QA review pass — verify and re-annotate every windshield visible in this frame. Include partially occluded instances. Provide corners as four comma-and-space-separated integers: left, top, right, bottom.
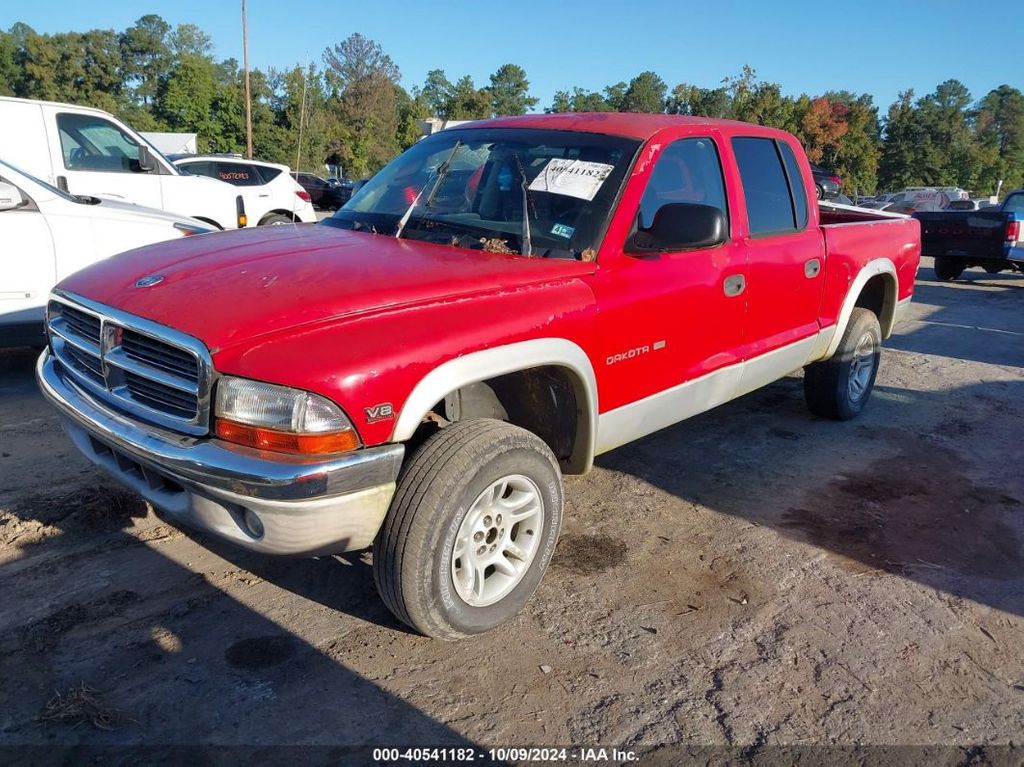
323, 128, 641, 259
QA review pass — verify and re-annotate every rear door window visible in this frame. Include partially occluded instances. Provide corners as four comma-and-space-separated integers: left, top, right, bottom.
777, 142, 808, 228
213, 162, 263, 186
732, 137, 800, 236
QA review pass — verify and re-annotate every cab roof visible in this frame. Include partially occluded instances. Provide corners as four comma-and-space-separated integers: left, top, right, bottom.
448, 112, 788, 141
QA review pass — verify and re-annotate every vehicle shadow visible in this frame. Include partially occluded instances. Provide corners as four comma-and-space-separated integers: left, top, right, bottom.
0, 348, 476, 749
595, 369, 1024, 619
886, 266, 1024, 367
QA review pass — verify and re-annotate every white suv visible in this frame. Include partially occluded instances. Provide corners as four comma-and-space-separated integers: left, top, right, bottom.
173, 156, 317, 225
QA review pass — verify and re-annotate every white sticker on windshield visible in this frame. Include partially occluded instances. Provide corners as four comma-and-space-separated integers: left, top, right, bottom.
528, 159, 614, 201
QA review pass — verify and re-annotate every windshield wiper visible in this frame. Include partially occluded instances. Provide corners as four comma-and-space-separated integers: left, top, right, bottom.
395, 140, 462, 239
513, 154, 534, 257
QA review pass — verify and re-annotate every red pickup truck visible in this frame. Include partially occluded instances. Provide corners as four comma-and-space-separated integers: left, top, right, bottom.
37, 114, 921, 639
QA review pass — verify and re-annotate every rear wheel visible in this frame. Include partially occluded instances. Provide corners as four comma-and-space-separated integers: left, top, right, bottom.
933, 256, 963, 281
804, 308, 881, 421
816, 185, 824, 200
373, 419, 563, 640
259, 213, 294, 226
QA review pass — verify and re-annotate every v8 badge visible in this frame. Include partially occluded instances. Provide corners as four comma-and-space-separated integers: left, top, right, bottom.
364, 402, 394, 423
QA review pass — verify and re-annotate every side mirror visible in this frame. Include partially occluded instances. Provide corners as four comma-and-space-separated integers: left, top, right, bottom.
628, 203, 727, 253
137, 145, 157, 173
0, 182, 25, 211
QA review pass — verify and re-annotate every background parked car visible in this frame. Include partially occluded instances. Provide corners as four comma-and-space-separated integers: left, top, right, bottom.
293, 172, 350, 210
0, 157, 211, 347
174, 156, 316, 225
810, 164, 841, 199
0, 96, 245, 230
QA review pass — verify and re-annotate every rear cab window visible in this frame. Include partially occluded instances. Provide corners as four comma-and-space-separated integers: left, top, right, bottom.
731, 137, 808, 236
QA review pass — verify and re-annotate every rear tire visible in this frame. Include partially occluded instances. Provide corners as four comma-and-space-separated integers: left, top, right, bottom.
804, 308, 881, 421
259, 213, 294, 226
373, 419, 563, 640
933, 257, 963, 281
816, 185, 824, 200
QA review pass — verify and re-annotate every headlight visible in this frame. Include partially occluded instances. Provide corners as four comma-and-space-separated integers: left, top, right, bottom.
174, 222, 212, 237
214, 377, 360, 455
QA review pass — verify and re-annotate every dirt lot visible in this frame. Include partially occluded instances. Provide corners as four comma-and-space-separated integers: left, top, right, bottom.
1, 259, 1022, 759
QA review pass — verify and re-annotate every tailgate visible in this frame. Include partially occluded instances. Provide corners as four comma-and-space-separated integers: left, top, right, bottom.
915, 211, 1011, 259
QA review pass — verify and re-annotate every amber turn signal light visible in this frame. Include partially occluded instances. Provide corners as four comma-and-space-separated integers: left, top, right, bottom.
215, 419, 359, 455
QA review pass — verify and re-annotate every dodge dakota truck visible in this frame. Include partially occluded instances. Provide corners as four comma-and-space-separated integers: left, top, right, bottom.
915, 189, 1024, 280
36, 114, 921, 639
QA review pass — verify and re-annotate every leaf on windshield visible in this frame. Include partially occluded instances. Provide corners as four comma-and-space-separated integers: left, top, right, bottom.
479, 237, 516, 254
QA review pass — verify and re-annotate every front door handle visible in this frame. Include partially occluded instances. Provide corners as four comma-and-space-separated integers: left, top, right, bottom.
723, 274, 746, 297
805, 258, 821, 278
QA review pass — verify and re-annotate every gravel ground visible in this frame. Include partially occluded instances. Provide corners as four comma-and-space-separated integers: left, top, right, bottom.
1, 258, 1022, 761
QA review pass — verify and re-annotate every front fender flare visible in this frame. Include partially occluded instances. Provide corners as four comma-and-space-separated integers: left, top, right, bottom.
391, 338, 599, 473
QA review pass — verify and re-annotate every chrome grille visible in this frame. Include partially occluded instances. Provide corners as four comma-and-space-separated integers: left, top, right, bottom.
122, 329, 199, 379
46, 294, 213, 435
61, 305, 102, 346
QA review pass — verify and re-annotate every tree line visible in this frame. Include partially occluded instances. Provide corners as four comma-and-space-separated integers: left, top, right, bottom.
1, 17, 1021, 193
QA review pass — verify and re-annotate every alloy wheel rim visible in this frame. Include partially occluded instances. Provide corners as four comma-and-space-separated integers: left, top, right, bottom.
451, 475, 545, 607
848, 332, 876, 402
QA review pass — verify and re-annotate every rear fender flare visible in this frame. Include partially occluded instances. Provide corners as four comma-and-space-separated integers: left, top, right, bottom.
818, 257, 897, 361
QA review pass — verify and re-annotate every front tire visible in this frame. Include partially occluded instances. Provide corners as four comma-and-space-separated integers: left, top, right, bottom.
804, 307, 881, 421
933, 256, 963, 281
373, 419, 563, 640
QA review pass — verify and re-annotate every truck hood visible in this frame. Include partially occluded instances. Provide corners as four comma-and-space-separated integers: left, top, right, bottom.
57, 224, 595, 353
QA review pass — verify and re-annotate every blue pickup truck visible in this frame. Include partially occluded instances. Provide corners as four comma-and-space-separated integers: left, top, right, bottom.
915, 190, 1023, 280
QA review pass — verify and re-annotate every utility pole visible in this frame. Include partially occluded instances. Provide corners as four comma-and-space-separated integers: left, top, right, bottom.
242, 0, 253, 159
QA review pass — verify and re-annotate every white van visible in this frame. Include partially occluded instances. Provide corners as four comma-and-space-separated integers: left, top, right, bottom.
888, 187, 970, 211
0, 97, 245, 230
0, 157, 214, 347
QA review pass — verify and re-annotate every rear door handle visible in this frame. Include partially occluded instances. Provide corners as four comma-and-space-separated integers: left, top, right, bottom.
723, 274, 745, 297
805, 258, 821, 278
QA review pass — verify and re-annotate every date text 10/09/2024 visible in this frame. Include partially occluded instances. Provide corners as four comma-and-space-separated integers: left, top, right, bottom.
372, 747, 640, 762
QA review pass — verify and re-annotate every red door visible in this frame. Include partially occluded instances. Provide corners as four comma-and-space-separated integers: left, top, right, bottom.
589, 134, 747, 414
729, 136, 824, 356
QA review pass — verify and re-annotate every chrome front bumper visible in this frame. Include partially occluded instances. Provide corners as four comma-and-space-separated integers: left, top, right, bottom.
37, 352, 403, 555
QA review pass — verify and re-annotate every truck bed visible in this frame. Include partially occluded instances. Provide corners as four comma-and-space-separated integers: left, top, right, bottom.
817, 209, 921, 332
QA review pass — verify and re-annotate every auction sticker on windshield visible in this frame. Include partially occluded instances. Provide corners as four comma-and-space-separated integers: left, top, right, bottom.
529, 159, 614, 201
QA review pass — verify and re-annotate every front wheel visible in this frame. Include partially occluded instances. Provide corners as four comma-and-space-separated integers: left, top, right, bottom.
804, 308, 881, 421
933, 256, 963, 281
373, 419, 563, 640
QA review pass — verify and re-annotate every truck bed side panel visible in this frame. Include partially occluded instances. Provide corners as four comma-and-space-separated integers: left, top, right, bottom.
819, 217, 921, 330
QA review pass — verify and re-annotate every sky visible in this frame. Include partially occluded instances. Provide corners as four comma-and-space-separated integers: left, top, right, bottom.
3, 1, 1018, 112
